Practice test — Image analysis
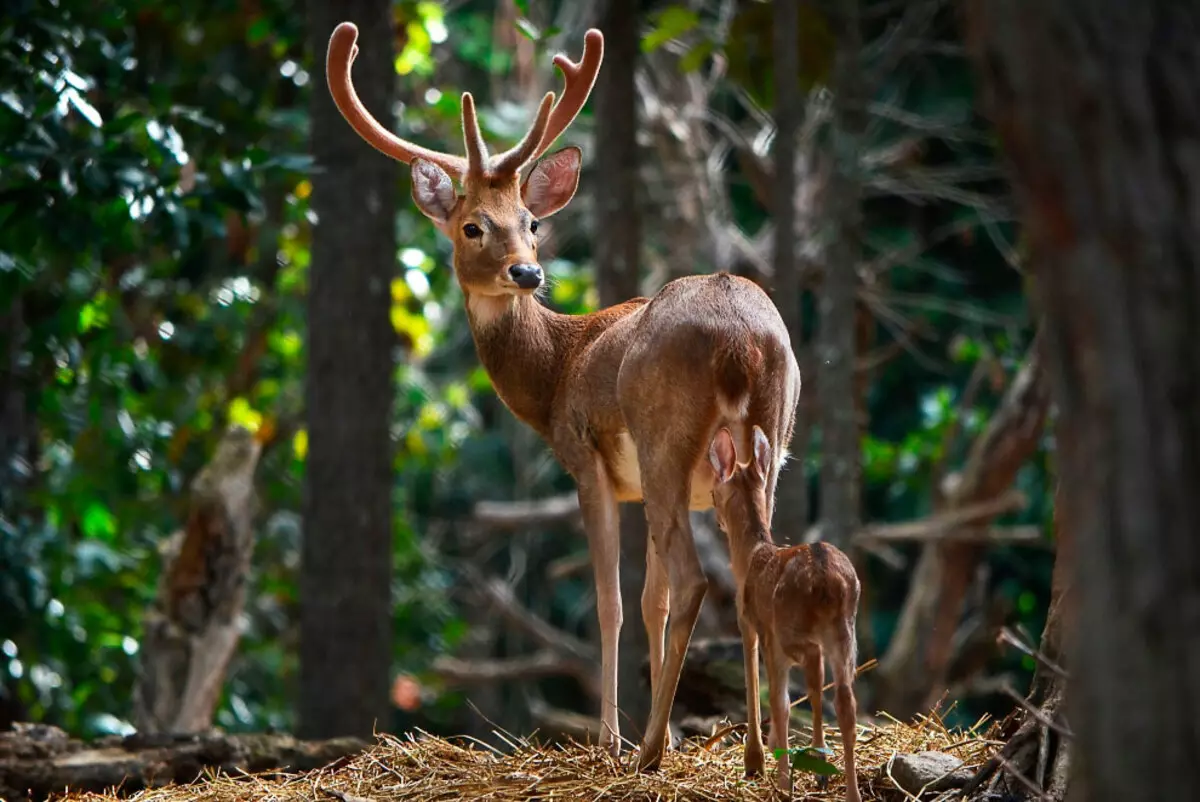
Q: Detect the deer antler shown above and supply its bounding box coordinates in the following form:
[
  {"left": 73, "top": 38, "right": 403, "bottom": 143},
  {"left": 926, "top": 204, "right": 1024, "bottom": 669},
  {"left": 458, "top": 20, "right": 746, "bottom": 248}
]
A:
[
  {"left": 492, "top": 29, "right": 605, "bottom": 174},
  {"left": 326, "top": 22, "right": 469, "bottom": 180},
  {"left": 327, "top": 22, "right": 602, "bottom": 181}
]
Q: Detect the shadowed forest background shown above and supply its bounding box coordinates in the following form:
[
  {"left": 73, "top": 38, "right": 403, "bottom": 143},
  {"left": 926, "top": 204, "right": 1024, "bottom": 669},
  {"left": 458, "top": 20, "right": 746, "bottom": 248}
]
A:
[{"left": 3, "top": 0, "right": 1063, "bottom": 787}]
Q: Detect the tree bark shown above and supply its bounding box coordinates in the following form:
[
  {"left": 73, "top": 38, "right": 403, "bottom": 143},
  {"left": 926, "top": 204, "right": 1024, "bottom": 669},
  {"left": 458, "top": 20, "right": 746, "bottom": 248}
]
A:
[
  {"left": 966, "top": 3, "right": 1200, "bottom": 798},
  {"left": 300, "top": 0, "right": 397, "bottom": 739},
  {"left": 134, "top": 427, "right": 263, "bottom": 734},
  {"left": 771, "top": 0, "right": 811, "bottom": 539},
  {"left": 592, "top": 0, "right": 651, "bottom": 734},
  {"left": 817, "top": 0, "right": 864, "bottom": 548}
]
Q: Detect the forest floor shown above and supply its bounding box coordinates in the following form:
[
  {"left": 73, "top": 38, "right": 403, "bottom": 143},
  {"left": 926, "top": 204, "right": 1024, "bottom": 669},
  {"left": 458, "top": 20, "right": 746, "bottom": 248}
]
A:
[{"left": 40, "top": 711, "right": 1000, "bottom": 802}]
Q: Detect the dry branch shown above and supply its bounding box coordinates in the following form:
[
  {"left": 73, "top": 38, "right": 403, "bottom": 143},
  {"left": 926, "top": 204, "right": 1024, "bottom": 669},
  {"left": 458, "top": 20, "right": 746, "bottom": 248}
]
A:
[
  {"left": 0, "top": 724, "right": 365, "bottom": 802},
  {"left": 471, "top": 495, "right": 581, "bottom": 531},
  {"left": 878, "top": 335, "right": 1051, "bottom": 720},
  {"left": 433, "top": 652, "right": 590, "bottom": 688},
  {"left": 133, "top": 426, "right": 263, "bottom": 735}
]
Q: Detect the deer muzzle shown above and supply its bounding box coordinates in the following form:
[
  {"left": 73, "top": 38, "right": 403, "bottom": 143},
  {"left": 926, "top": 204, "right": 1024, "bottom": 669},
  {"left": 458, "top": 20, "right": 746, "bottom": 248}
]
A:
[{"left": 507, "top": 263, "right": 543, "bottom": 290}]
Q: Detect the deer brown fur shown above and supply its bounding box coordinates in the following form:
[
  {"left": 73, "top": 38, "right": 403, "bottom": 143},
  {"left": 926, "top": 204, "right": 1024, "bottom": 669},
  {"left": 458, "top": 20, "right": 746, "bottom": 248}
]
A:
[
  {"left": 709, "top": 426, "right": 861, "bottom": 801},
  {"left": 325, "top": 22, "right": 801, "bottom": 770}
]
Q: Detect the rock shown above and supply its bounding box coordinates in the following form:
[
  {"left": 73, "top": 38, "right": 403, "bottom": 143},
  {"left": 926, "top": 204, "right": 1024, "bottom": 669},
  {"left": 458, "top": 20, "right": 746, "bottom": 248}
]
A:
[{"left": 888, "top": 751, "right": 974, "bottom": 794}]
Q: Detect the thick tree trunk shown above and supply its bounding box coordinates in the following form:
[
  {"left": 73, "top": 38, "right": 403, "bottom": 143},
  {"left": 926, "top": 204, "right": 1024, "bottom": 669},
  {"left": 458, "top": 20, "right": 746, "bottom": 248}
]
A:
[
  {"left": 966, "top": 3, "right": 1200, "bottom": 799},
  {"left": 592, "top": 0, "right": 651, "bottom": 734},
  {"left": 300, "top": 0, "right": 397, "bottom": 739},
  {"left": 771, "top": 0, "right": 811, "bottom": 538},
  {"left": 817, "top": 0, "right": 864, "bottom": 548}
]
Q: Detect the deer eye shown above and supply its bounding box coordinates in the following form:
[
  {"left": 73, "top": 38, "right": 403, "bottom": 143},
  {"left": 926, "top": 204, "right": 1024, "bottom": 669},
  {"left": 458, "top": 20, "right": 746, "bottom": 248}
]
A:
[
  {"left": 463, "top": 223, "right": 483, "bottom": 239},
  {"left": 530, "top": 219, "right": 539, "bottom": 234}
]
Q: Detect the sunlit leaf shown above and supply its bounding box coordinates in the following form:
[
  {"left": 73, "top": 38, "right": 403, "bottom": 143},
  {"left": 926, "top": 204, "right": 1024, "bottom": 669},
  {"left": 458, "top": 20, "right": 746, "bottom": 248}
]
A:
[
  {"left": 642, "top": 6, "right": 700, "bottom": 53},
  {"left": 227, "top": 397, "right": 264, "bottom": 433},
  {"left": 80, "top": 502, "right": 117, "bottom": 541}
]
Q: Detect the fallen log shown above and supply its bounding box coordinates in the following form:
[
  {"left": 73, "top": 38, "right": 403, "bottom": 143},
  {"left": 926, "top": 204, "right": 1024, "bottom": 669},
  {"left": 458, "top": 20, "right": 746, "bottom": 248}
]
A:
[{"left": 0, "top": 722, "right": 366, "bottom": 801}]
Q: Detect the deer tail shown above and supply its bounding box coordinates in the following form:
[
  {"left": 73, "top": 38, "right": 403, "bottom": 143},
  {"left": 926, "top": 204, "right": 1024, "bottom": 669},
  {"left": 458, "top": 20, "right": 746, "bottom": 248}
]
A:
[{"left": 711, "top": 339, "right": 763, "bottom": 421}]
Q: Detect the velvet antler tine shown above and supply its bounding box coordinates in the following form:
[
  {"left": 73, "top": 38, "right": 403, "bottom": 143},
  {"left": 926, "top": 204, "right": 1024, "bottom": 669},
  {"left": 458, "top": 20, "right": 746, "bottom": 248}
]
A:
[
  {"left": 526, "top": 28, "right": 605, "bottom": 167},
  {"left": 490, "top": 92, "right": 555, "bottom": 175},
  {"left": 326, "top": 22, "right": 468, "bottom": 180},
  {"left": 460, "top": 93, "right": 491, "bottom": 176}
]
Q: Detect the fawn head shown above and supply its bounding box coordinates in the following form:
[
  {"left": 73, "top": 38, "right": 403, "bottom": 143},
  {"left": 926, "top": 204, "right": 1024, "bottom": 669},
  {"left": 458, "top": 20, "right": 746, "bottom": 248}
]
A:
[
  {"left": 708, "top": 426, "right": 772, "bottom": 536},
  {"left": 325, "top": 23, "right": 603, "bottom": 301}
]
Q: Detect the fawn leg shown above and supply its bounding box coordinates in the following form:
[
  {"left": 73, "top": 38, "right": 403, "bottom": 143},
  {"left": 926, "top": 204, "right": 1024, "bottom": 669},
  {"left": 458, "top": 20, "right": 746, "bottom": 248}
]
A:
[
  {"left": 636, "top": 488, "right": 707, "bottom": 771},
  {"left": 577, "top": 464, "right": 623, "bottom": 757},
  {"left": 740, "top": 620, "right": 765, "bottom": 777},
  {"left": 831, "top": 625, "right": 861, "bottom": 802},
  {"left": 765, "top": 643, "right": 792, "bottom": 794},
  {"left": 642, "top": 539, "right": 670, "bottom": 752},
  {"left": 802, "top": 643, "right": 829, "bottom": 790}
]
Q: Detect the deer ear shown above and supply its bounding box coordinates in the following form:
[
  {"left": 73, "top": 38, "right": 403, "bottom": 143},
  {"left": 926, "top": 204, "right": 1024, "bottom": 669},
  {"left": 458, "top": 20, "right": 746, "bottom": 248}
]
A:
[
  {"left": 751, "top": 426, "right": 771, "bottom": 486},
  {"left": 708, "top": 428, "right": 737, "bottom": 483},
  {"left": 522, "top": 146, "right": 582, "bottom": 218},
  {"left": 411, "top": 158, "right": 458, "bottom": 226}
]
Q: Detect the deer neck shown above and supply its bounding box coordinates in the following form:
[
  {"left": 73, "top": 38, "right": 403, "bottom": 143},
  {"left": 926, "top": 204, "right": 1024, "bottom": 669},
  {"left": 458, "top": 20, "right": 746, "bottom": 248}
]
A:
[
  {"left": 465, "top": 291, "right": 572, "bottom": 436},
  {"left": 727, "top": 495, "right": 775, "bottom": 585}
]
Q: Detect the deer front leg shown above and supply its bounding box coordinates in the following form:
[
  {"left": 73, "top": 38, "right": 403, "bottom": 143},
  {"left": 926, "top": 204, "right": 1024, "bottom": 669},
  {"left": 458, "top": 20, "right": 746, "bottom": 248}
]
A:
[
  {"left": 577, "top": 465, "right": 623, "bottom": 757},
  {"left": 636, "top": 494, "right": 707, "bottom": 772},
  {"left": 641, "top": 540, "right": 670, "bottom": 752},
  {"left": 740, "top": 619, "right": 765, "bottom": 777}
]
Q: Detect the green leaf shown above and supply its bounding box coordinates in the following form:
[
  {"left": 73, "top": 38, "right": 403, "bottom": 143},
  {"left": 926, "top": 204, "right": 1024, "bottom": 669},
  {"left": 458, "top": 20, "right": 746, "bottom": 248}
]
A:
[
  {"left": 513, "top": 0, "right": 530, "bottom": 15},
  {"left": 773, "top": 746, "right": 843, "bottom": 777},
  {"left": 247, "top": 18, "right": 271, "bottom": 45},
  {"left": 514, "top": 18, "right": 540, "bottom": 41},
  {"left": 679, "top": 40, "right": 715, "bottom": 73},
  {"left": 641, "top": 6, "right": 700, "bottom": 53},
  {"left": 81, "top": 502, "right": 117, "bottom": 541}
]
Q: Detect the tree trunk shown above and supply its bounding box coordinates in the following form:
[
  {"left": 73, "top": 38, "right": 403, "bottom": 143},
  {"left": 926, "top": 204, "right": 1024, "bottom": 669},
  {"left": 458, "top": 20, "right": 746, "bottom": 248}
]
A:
[
  {"left": 966, "top": 3, "right": 1200, "bottom": 799},
  {"left": 817, "top": 0, "right": 864, "bottom": 548},
  {"left": 592, "top": 0, "right": 651, "bottom": 735},
  {"left": 771, "top": 0, "right": 811, "bottom": 538},
  {"left": 300, "top": 0, "right": 397, "bottom": 739}
]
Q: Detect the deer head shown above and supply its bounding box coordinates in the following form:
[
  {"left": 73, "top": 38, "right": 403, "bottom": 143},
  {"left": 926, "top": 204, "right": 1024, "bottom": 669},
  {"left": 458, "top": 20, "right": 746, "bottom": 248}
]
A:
[
  {"left": 326, "top": 23, "right": 603, "bottom": 304},
  {"left": 708, "top": 425, "right": 772, "bottom": 535}
]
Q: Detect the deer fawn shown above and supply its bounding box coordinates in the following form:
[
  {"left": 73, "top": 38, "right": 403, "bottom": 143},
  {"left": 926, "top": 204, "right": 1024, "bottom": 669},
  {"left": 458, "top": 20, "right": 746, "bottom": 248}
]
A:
[
  {"left": 325, "top": 23, "right": 801, "bottom": 770},
  {"left": 709, "top": 426, "right": 861, "bottom": 802}
]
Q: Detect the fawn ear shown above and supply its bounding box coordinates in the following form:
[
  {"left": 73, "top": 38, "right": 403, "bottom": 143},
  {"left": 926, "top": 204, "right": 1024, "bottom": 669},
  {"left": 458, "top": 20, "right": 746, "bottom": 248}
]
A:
[
  {"left": 522, "top": 146, "right": 582, "bottom": 218},
  {"left": 751, "top": 426, "right": 771, "bottom": 487},
  {"left": 708, "top": 428, "right": 737, "bottom": 483},
  {"left": 411, "top": 158, "right": 458, "bottom": 227}
]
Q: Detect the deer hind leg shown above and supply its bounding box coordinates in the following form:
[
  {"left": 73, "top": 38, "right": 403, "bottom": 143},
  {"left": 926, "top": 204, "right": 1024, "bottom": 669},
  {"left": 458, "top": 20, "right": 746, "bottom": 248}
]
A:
[
  {"left": 576, "top": 462, "right": 623, "bottom": 757},
  {"left": 634, "top": 447, "right": 708, "bottom": 772},
  {"left": 764, "top": 640, "right": 793, "bottom": 794},
  {"left": 641, "top": 539, "right": 670, "bottom": 752},
  {"left": 802, "top": 642, "right": 829, "bottom": 790},
  {"left": 829, "top": 623, "right": 861, "bottom": 802}
]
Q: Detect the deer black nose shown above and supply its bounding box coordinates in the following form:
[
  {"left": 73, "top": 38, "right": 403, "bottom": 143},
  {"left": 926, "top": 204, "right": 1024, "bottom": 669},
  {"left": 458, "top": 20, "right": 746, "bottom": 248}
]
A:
[{"left": 508, "top": 263, "right": 543, "bottom": 290}]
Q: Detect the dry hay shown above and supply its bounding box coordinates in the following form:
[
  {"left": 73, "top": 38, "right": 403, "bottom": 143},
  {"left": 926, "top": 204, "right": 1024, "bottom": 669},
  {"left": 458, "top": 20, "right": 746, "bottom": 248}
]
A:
[{"left": 54, "top": 710, "right": 1000, "bottom": 802}]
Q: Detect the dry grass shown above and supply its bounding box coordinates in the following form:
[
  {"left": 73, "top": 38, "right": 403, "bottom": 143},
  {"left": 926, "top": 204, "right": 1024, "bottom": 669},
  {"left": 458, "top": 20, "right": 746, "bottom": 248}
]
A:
[{"left": 55, "top": 710, "right": 1000, "bottom": 802}]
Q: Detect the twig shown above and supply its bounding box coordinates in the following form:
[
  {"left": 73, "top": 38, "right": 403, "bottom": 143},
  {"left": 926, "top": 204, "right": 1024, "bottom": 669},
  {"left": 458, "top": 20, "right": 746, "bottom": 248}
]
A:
[
  {"left": 995, "top": 753, "right": 1054, "bottom": 802},
  {"left": 1000, "top": 684, "right": 1074, "bottom": 740},
  {"left": 997, "top": 627, "right": 1068, "bottom": 679},
  {"left": 318, "top": 787, "right": 376, "bottom": 802}
]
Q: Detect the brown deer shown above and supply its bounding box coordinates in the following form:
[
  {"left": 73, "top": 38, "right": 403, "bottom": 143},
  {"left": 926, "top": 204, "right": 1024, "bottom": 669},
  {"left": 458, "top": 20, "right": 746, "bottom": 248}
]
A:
[
  {"left": 325, "top": 23, "right": 801, "bottom": 771},
  {"left": 708, "top": 425, "right": 860, "bottom": 801}
]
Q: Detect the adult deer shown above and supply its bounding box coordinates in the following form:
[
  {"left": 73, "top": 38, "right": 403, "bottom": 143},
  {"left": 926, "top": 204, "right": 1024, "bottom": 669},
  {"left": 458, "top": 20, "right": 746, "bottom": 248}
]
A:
[{"left": 325, "top": 22, "right": 801, "bottom": 770}]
